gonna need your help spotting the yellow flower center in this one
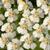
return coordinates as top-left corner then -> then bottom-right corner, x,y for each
36,27 -> 44,33
6,25 -> 13,32
9,11 -> 15,17
12,43 -> 20,50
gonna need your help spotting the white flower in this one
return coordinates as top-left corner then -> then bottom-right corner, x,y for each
37,8 -> 44,18
7,42 -> 13,50
36,0 -> 47,7
20,34 -> 36,49
43,16 -> 50,30
7,17 -> 14,23
31,8 -> 36,14
29,15 -> 40,23
22,9 -> 31,18
0,33 -> 9,47
14,9 -> 19,14
29,8 -> 44,23
7,38 -> 23,50
23,36 -> 36,49
31,8 -> 44,18
40,42 -> 47,50
43,17 -> 49,26
5,9 -> 17,22
4,3 -> 11,9
2,0 -> 14,9
33,24 -> 40,29
33,31 -> 43,38
2,0 -> 11,9
19,18 -> 33,30
1,23 -> 13,32
36,0 -> 48,14
26,1 -> 33,9
18,2 -> 25,11
19,18 -> 27,25
33,25 -> 45,38
39,34 -> 50,50
36,0 -> 42,7
17,26 -> 28,34
41,4 -> 48,15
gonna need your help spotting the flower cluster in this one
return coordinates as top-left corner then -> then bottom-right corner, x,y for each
0,0 -> 50,50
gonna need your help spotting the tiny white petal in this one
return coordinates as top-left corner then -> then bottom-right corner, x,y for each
31,43 -> 36,49
33,24 -> 39,29
23,43 -> 30,49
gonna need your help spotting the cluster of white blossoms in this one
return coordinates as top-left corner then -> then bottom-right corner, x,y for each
0,0 -> 50,50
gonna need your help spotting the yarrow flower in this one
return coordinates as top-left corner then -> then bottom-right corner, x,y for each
20,33 -> 36,49
0,0 -> 50,50
2,0 -> 14,9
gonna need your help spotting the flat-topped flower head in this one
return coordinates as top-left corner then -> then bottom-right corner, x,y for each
0,0 -> 50,50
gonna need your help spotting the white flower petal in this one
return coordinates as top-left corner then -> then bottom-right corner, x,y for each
40,42 -> 47,50
33,24 -> 39,29
7,42 -> 13,50
4,3 -> 11,9
31,43 -> 36,49
23,43 -> 30,49
17,27 -> 28,34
